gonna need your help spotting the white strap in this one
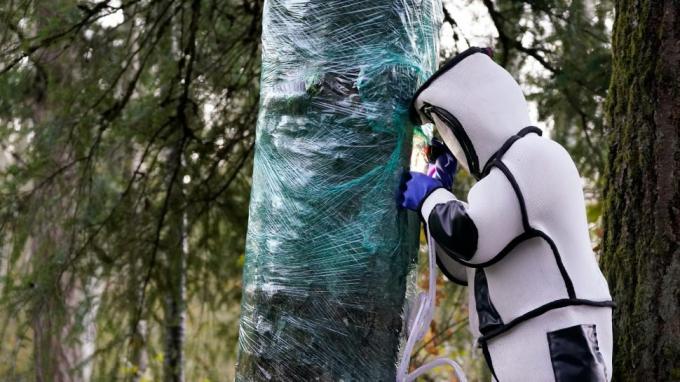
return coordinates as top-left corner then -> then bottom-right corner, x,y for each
395,226 -> 467,382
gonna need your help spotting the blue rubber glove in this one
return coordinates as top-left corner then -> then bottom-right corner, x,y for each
399,172 -> 443,211
428,138 -> 458,190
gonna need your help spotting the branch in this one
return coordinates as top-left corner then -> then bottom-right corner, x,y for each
562,89 -> 605,171
176,0 -> 201,140
0,0 -> 147,75
412,318 -> 467,359
482,0 -> 560,73
134,135 -> 186,340
58,117 -> 173,274
130,0 -> 201,349
442,4 -> 471,48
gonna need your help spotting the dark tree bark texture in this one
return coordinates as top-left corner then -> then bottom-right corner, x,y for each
601,1 -> 680,381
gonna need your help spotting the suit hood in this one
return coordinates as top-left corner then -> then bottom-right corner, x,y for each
411,47 -> 534,179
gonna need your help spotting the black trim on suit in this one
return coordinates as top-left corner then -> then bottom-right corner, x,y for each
481,341 -> 500,382
409,47 -> 492,124
478,298 -> 615,344
421,104 -> 482,179
481,126 -> 542,178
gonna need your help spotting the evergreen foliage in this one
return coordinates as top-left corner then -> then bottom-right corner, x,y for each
0,1 -> 262,379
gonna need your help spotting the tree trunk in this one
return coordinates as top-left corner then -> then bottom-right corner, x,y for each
161,0 -> 199,378
236,1 -> 440,380
162,146 -> 187,382
29,3 -> 93,379
601,1 -> 680,381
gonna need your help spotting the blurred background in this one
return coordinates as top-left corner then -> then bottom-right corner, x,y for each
0,0 -> 614,380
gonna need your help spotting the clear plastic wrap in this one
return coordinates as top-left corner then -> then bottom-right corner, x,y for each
236,1 -> 441,380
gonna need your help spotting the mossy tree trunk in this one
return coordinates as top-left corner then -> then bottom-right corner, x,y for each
601,1 -> 680,380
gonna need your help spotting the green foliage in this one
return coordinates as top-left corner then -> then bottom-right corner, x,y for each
477,0 -> 613,187
0,0 -> 261,379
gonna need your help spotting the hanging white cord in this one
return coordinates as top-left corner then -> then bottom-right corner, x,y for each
396,226 -> 467,382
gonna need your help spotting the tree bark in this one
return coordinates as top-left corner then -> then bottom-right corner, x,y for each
601,1 -> 680,381
161,0 -> 200,378
29,3 -> 94,380
162,145 -> 187,382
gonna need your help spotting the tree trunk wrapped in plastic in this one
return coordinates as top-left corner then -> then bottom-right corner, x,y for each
236,1 -> 441,380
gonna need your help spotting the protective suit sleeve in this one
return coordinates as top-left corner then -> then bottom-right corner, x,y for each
420,169 -> 524,266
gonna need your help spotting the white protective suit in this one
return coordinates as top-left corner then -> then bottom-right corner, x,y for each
411,47 -> 614,382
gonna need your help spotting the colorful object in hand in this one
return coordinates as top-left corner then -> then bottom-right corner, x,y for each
428,138 -> 458,190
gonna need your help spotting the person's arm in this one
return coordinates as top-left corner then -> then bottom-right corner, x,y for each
420,168 -> 524,267
401,142 -> 475,281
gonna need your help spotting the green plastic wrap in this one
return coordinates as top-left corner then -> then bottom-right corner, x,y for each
236,1 -> 441,380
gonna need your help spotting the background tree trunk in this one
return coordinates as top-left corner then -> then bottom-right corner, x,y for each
601,1 -> 680,380
162,145 -> 187,382
29,3 -> 92,380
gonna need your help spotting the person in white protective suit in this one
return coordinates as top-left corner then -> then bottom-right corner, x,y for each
399,47 -> 615,381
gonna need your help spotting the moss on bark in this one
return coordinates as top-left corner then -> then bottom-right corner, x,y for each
601,1 -> 680,380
